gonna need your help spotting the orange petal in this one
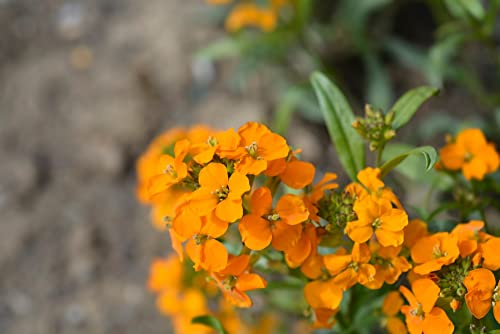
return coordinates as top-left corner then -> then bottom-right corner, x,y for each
275,194 -> 309,225
280,160 -> 315,189
386,317 -> 407,334
375,229 -> 404,247
465,291 -> 492,319
258,132 -> 289,161
494,303 -> 500,324
220,255 -> 250,276
185,239 -> 202,271
250,187 -> 273,217
228,171 -> 250,197
357,167 -> 384,192
200,239 -> 228,272
189,188 -> 218,216
285,232 -> 312,268
481,237 -> 500,270
383,291 -> 404,316
304,279 -> 342,310
216,198 -> 243,222
198,163 -> 228,191
400,286 -> 419,309
463,268 -> 496,291
323,254 -> 351,276
236,273 -> 267,291
422,307 -> 454,334
201,212 -> 229,238
172,209 -> 202,241
236,156 -> 267,175
271,221 -> 302,251
301,254 -> 324,279
439,143 -> 466,170
404,219 -> 428,248
345,220 -> 373,244
239,214 -> 272,250
380,208 -> 408,232
412,279 -> 439,313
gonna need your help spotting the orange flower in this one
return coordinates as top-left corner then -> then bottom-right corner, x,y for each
211,254 -> 267,308
156,288 -> 212,333
323,243 -> 376,290
411,232 -> 459,275
148,255 -> 183,293
191,128 -> 241,164
451,220 -> 484,257
304,279 -> 343,311
403,219 -> 428,249
189,162 -> 250,222
479,235 -> 500,270
365,242 -> 411,289
284,224 -> 316,268
463,268 -> 496,319
439,128 -> 500,180
303,172 -> 338,222
383,291 -> 407,334
172,209 -> 229,272
279,158 -> 316,189
225,3 -> 278,32
400,279 -> 454,334
136,128 -> 186,203
310,308 -> 337,329
239,187 -> 308,250
235,122 -> 290,175
345,196 -> 408,247
148,139 -> 190,198
345,167 -> 403,209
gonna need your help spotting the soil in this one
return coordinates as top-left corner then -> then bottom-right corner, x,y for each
0,1 -> 266,333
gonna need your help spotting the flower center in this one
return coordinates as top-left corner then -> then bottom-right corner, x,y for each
409,304 -> 424,318
223,276 -> 237,290
464,151 -> 474,162
163,216 -> 172,228
372,217 -> 382,228
194,234 -> 209,245
215,185 -> 230,201
164,164 -> 177,177
432,244 -> 447,258
246,141 -> 259,158
207,136 -> 218,147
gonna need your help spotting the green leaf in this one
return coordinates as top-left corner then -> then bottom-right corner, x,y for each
191,315 -> 228,334
310,72 -> 365,181
364,53 -> 393,110
380,146 -> 437,178
383,143 -> 453,190
391,86 -> 440,129
457,0 -> 485,21
194,37 -> 243,61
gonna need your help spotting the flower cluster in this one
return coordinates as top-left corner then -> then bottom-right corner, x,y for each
137,123 -> 500,333
206,0 -> 289,32
438,128 -> 499,180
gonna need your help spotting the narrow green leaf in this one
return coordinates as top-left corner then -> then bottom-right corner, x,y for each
380,146 -> 437,178
382,143 -> 453,190
191,315 -> 228,334
364,53 -> 393,110
457,0 -> 485,21
194,38 -> 243,61
310,72 -> 365,181
391,86 -> 439,129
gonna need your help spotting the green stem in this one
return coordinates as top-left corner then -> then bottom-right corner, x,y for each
376,143 -> 385,167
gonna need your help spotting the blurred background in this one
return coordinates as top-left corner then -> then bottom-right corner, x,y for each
0,0 -> 499,333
